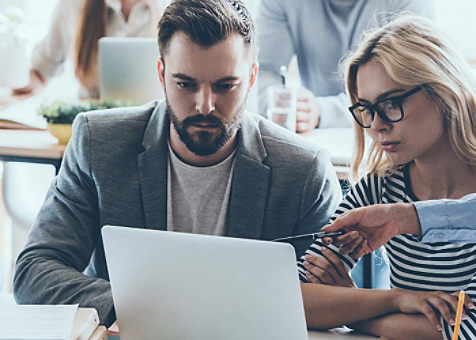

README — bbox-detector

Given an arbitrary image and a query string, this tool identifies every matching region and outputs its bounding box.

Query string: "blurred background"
[1,0,476,291]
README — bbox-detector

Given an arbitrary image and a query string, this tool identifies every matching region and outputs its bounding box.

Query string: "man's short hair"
[157,0,257,59]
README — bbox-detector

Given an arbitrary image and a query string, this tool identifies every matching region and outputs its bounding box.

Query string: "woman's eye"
[381,100,399,110]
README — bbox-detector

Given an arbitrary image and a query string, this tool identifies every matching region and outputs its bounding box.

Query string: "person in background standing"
[257,0,433,132]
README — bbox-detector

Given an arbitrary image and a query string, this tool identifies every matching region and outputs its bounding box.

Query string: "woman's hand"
[390,288,474,331]
[11,69,46,96]
[107,321,120,335]
[303,248,356,287]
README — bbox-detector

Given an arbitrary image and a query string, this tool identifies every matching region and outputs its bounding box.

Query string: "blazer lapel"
[137,101,169,230]
[227,113,270,239]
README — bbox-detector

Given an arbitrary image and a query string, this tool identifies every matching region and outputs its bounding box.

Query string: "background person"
[13,0,165,99]
[300,15,476,339]
[256,0,433,132]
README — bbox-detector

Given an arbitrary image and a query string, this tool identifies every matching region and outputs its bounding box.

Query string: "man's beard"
[166,99,244,156]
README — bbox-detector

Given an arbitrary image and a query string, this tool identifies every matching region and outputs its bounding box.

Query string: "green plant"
[38,100,135,124]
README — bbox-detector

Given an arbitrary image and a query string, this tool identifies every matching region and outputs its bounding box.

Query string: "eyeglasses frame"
[348,86,422,128]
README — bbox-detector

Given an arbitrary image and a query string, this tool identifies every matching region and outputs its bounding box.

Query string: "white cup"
[266,85,297,131]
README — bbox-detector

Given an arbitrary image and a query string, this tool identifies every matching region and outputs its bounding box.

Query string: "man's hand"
[296,86,319,132]
[302,247,356,287]
[11,69,46,97]
[322,203,421,258]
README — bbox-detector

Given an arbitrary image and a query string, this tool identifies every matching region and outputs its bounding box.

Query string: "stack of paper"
[0,305,104,340]
[0,304,78,339]
[70,308,101,340]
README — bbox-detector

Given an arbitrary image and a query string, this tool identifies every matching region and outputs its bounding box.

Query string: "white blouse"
[31,0,168,98]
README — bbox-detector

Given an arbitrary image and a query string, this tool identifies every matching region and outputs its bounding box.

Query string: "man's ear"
[249,62,259,89]
[158,58,165,88]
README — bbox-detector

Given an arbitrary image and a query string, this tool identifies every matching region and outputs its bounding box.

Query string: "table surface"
[308,329,377,339]
[1,296,378,339]
[0,127,353,171]
[0,129,65,160]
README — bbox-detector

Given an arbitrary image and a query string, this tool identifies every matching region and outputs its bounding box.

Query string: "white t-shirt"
[166,142,236,236]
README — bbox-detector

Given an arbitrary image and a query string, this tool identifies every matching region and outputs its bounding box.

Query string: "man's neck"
[168,126,239,167]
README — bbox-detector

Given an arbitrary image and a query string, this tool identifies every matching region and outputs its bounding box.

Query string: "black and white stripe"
[298,165,476,340]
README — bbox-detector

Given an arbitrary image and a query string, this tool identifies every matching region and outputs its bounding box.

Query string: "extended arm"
[323,196,476,258]
[351,313,442,340]
[303,284,473,336]
[302,284,396,329]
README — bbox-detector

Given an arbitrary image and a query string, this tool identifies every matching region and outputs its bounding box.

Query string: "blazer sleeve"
[13,113,115,327]
[290,149,342,258]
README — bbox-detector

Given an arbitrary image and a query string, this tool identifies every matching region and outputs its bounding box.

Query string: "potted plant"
[38,100,132,144]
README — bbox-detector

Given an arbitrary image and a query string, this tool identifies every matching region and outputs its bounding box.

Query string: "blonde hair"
[344,15,476,181]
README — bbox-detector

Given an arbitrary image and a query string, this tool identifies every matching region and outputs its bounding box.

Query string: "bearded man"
[13,0,341,327]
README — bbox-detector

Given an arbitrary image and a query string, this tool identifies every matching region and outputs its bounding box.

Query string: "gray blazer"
[14,101,341,325]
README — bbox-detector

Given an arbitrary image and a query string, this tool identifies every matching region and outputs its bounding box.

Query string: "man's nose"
[195,86,215,115]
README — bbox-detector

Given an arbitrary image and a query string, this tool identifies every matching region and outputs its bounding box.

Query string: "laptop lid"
[98,37,164,104]
[102,226,308,340]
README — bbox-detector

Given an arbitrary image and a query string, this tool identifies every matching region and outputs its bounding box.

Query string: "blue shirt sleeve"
[414,193,476,242]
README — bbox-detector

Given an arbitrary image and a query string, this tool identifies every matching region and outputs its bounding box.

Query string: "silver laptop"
[98,37,164,104]
[102,226,308,340]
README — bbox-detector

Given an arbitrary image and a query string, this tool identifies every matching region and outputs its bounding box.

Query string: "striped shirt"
[298,164,476,340]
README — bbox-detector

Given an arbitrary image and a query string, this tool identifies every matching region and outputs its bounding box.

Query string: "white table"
[0,129,65,173]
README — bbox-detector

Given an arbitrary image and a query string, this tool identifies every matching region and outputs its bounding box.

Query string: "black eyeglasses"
[348,86,422,128]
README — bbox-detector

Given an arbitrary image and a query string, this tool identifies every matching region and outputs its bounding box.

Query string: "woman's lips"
[380,141,400,152]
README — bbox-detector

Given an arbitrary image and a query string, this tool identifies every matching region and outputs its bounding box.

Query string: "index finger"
[322,213,359,233]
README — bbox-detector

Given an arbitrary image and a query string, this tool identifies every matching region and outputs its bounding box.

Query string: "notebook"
[98,37,164,104]
[102,226,308,340]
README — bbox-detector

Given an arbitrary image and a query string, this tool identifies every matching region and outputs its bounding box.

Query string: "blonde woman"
[300,15,476,340]
[13,0,165,98]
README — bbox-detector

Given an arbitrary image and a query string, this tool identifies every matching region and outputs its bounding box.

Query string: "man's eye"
[177,81,196,90]
[214,83,236,92]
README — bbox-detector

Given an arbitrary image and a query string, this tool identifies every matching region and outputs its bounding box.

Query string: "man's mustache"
[184,114,222,125]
